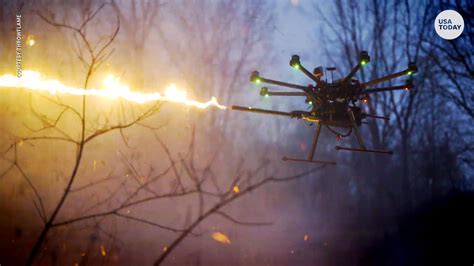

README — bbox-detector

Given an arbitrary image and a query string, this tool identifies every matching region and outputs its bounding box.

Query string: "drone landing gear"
[282,157,337,165]
[282,123,337,165]
[335,146,393,154]
[334,109,393,155]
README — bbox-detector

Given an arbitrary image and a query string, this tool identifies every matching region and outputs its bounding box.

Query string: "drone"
[232,51,418,165]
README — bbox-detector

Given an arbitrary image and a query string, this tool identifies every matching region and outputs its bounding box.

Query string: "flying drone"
[232,51,418,165]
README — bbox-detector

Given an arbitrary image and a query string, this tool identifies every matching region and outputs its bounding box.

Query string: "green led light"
[361,60,367,66]
[293,64,300,69]
[265,94,269,98]
[255,78,261,83]
[308,101,313,105]
[407,71,413,75]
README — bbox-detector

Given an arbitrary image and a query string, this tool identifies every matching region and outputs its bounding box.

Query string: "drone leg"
[283,122,336,164]
[231,105,295,118]
[283,157,336,165]
[364,114,390,121]
[334,146,393,155]
[335,108,393,155]
[347,109,366,150]
[308,123,322,160]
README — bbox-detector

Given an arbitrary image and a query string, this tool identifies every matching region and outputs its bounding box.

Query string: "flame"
[100,245,107,256]
[27,35,36,46]
[211,232,231,244]
[0,70,226,109]
[232,185,240,193]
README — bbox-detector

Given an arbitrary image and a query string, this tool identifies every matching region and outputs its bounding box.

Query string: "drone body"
[232,51,418,165]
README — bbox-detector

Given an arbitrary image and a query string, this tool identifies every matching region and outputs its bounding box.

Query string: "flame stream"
[0,70,227,109]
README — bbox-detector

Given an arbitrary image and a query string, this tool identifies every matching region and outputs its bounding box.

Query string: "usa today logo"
[434,10,464,40]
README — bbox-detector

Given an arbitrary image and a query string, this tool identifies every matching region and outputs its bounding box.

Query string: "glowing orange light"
[304,234,309,241]
[211,232,231,244]
[163,246,168,252]
[100,245,107,256]
[233,185,240,193]
[0,71,226,109]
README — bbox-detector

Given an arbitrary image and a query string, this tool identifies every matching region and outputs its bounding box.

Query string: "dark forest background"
[0,0,472,265]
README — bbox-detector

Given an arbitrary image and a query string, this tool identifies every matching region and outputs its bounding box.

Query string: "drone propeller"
[289,55,324,87]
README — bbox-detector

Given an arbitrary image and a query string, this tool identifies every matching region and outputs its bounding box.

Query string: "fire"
[27,35,36,46]
[232,185,240,193]
[0,70,226,109]
[100,245,107,256]
[211,232,231,244]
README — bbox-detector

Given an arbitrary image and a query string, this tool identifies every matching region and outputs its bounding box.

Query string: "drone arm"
[362,70,409,88]
[361,84,411,94]
[342,51,370,85]
[362,62,417,88]
[342,64,361,85]
[259,77,308,90]
[299,66,324,87]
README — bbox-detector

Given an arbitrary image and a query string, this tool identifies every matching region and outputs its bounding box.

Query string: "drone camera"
[359,51,370,66]
[250,71,260,83]
[407,62,418,75]
[260,87,269,97]
[290,55,301,68]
